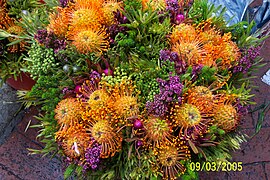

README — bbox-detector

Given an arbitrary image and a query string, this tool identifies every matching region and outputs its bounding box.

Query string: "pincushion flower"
[170,20,241,69]
[144,116,173,147]
[68,27,109,55]
[54,98,83,130]
[153,139,190,179]
[107,80,139,122]
[185,86,214,113]
[213,104,239,132]
[86,119,122,158]
[56,124,90,159]
[171,103,212,137]
[47,6,74,37]
[102,1,123,25]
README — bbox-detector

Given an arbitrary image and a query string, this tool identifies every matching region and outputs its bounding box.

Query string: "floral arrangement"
[1,0,268,179]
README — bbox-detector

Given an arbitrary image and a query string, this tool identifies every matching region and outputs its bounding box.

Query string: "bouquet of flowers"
[15,0,268,179]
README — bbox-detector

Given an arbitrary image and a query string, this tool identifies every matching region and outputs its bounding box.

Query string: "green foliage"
[0,51,25,84]
[19,8,50,42]
[123,0,142,12]
[27,74,72,156]
[224,82,255,105]
[188,0,227,28]
[23,42,59,79]
[181,161,199,180]
[200,132,247,162]
[228,21,268,48]
[129,61,176,104]
[109,6,170,66]
[7,0,41,19]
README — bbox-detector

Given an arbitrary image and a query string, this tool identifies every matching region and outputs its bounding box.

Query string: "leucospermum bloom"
[47,6,74,37]
[185,86,214,113]
[86,119,122,158]
[171,103,212,137]
[144,116,173,147]
[79,79,110,121]
[54,98,83,130]
[170,20,241,69]
[213,104,239,132]
[56,123,90,159]
[107,80,139,123]
[102,1,123,25]
[68,27,109,55]
[153,139,190,180]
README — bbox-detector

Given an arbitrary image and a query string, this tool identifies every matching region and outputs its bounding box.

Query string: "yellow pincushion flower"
[86,120,122,158]
[153,139,190,180]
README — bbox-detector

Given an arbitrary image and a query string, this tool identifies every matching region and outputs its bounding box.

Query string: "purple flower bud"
[74,85,81,94]
[175,14,184,24]
[136,140,143,147]
[133,119,143,129]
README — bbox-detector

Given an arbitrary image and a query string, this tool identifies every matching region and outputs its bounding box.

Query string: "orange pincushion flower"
[79,80,110,121]
[144,116,173,146]
[56,124,90,158]
[102,1,123,25]
[74,0,104,10]
[186,86,214,113]
[153,139,190,180]
[69,28,109,55]
[54,98,83,130]
[170,21,240,69]
[48,6,74,37]
[213,104,239,132]
[104,80,140,127]
[170,24,197,44]
[6,25,27,52]
[86,119,122,158]
[171,41,205,66]
[69,8,103,30]
[0,2,13,30]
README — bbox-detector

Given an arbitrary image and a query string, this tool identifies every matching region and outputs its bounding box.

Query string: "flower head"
[153,139,190,179]
[68,28,109,55]
[56,124,90,159]
[213,104,239,132]
[48,6,73,37]
[86,120,122,158]
[144,116,173,146]
[54,98,83,130]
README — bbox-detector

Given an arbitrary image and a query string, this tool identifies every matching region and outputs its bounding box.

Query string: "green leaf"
[64,164,76,179]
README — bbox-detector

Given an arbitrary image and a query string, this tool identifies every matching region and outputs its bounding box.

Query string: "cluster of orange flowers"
[55,79,139,159]
[54,73,241,179]
[48,0,122,55]
[170,20,241,69]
